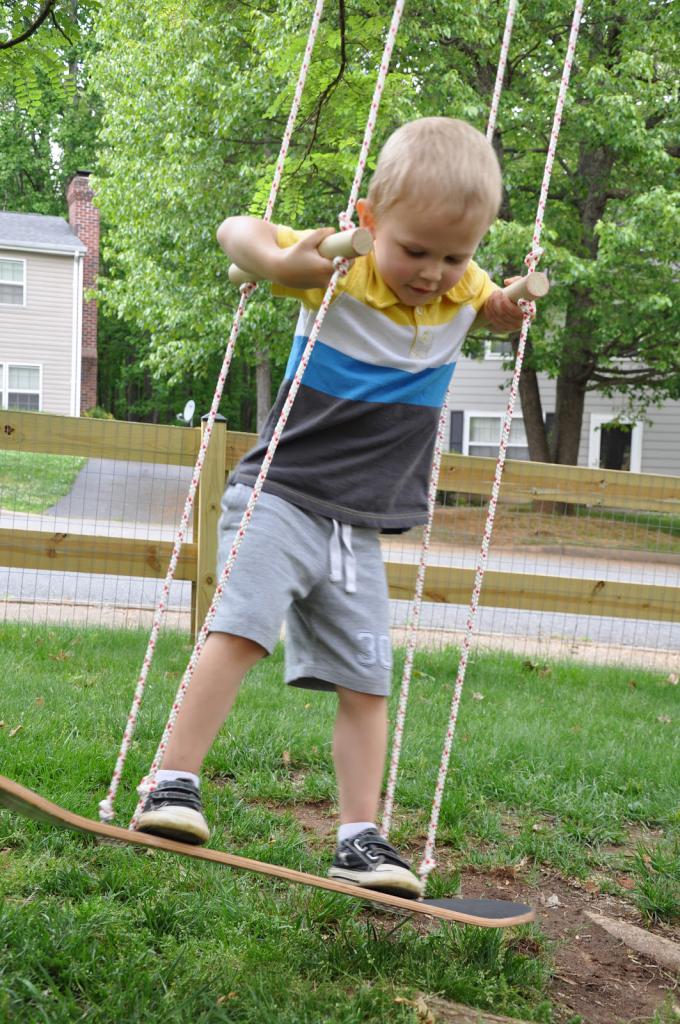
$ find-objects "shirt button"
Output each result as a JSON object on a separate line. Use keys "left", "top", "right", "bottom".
{"left": 415, "top": 307, "right": 424, "bottom": 316}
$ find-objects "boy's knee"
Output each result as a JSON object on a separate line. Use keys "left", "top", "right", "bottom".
{"left": 207, "top": 631, "right": 267, "bottom": 663}
{"left": 336, "top": 686, "right": 386, "bottom": 710}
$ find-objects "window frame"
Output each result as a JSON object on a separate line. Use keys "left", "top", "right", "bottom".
{"left": 463, "top": 410, "right": 530, "bottom": 461}
{"left": 483, "top": 337, "right": 513, "bottom": 360}
{"left": 1, "top": 362, "right": 42, "bottom": 411}
{"left": 0, "top": 257, "right": 27, "bottom": 307}
{"left": 587, "top": 412, "right": 643, "bottom": 473}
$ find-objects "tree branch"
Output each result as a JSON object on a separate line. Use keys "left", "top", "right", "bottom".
{"left": 0, "top": 0, "right": 57, "bottom": 49}
{"left": 50, "top": 8, "right": 73, "bottom": 45}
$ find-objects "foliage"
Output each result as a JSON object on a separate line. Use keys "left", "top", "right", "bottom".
{"left": 89, "top": 0, "right": 680, "bottom": 451}
{"left": 5, "top": 1, "right": 679, "bottom": 441}
{"left": 0, "top": 2, "right": 99, "bottom": 212}
{"left": 1, "top": 2, "right": 81, "bottom": 116}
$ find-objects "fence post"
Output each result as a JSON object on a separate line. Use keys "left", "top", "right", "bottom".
{"left": 193, "top": 414, "right": 227, "bottom": 638}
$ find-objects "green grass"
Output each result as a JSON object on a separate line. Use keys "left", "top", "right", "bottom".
{"left": 0, "top": 451, "right": 86, "bottom": 514}
{"left": 1, "top": 623, "right": 678, "bottom": 1023}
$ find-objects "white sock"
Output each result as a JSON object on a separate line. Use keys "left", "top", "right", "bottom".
{"left": 338, "top": 821, "right": 377, "bottom": 844}
{"left": 155, "top": 769, "right": 200, "bottom": 789}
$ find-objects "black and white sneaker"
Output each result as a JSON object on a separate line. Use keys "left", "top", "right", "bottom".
{"left": 136, "top": 778, "right": 210, "bottom": 846}
{"left": 328, "top": 828, "right": 423, "bottom": 898}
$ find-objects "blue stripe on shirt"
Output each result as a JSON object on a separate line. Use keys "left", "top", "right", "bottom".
{"left": 285, "top": 336, "right": 455, "bottom": 408}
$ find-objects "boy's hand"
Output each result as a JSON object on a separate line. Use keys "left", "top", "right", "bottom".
{"left": 274, "top": 227, "right": 338, "bottom": 289}
{"left": 483, "top": 278, "right": 528, "bottom": 332}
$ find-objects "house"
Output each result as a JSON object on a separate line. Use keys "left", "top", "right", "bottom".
{"left": 447, "top": 340, "right": 680, "bottom": 476}
{"left": 0, "top": 172, "right": 100, "bottom": 416}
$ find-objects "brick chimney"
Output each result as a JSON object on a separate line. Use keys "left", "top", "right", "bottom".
{"left": 67, "top": 171, "right": 100, "bottom": 413}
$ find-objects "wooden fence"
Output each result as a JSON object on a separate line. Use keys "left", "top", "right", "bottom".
{"left": 1, "top": 410, "right": 679, "bottom": 639}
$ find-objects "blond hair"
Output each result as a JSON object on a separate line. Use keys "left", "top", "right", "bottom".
{"left": 366, "top": 117, "right": 502, "bottom": 225}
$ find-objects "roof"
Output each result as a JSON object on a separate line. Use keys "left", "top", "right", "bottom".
{"left": 0, "top": 211, "right": 86, "bottom": 254}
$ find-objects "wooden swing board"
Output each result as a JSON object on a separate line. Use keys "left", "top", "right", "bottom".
{"left": 0, "top": 775, "right": 534, "bottom": 929}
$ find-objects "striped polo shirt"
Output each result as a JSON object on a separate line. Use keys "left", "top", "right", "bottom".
{"left": 230, "top": 226, "right": 495, "bottom": 530}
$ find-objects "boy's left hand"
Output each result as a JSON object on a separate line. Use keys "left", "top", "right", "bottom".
{"left": 483, "top": 278, "right": 527, "bottom": 332}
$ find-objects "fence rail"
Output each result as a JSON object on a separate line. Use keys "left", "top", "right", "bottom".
{"left": 2, "top": 410, "right": 679, "bottom": 643}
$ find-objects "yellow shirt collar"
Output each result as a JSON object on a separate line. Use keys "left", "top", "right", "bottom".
{"left": 359, "top": 252, "right": 481, "bottom": 313}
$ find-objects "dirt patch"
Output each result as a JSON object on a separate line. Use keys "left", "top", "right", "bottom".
{"left": 460, "top": 867, "right": 678, "bottom": 1024}
{"left": 282, "top": 802, "right": 678, "bottom": 1024}
{"left": 426, "top": 506, "right": 680, "bottom": 558}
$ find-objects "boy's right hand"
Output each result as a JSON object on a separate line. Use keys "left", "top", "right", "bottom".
{"left": 274, "top": 227, "right": 337, "bottom": 290}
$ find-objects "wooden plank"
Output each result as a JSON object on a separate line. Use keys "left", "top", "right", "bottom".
{"left": 0, "top": 411, "right": 200, "bottom": 467}
{"left": 225, "top": 428, "right": 256, "bottom": 469}
{"left": 0, "top": 774, "right": 535, "bottom": 929}
{"left": 226, "top": 432, "right": 680, "bottom": 514}
{"left": 3, "top": 412, "right": 679, "bottom": 512}
{"left": 438, "top": 453, "right": 680, "bottom": 514}
{"left": 194, "top": 417, "right": 227, "bottom": 635}
{"left": 0, "top": 528, "right": 197, "bottom": 581}
{"left": 385, "top": 561, "right": 680, "bottom": 623}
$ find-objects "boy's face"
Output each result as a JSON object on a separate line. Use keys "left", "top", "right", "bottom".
{"left": 358, "top": 198, "right": 489, "bottom": 307}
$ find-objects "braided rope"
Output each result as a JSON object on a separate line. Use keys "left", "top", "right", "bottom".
{"left": 418, "top": 0, "right": 584, "bottom": 881}
{"left": 382, "top": 0, "right": 518, "bottom": 840}
{"left": 129, "top": 0, "right": 407, "bottom": 828}
{"left": 486, "top": 0, "right": 518, "bottom": 144}
{"left": 99, "top": 0, "right": 326, "bottom": 824}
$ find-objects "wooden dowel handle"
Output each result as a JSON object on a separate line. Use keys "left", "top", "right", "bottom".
{"left": 502, "top": 271, "right": 549, "bottom": 303}
{"left": 228, "top": 227, "right": 373, "bottom": 286}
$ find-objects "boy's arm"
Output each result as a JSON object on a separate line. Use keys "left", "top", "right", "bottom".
{"left": 216, "top": 217, "right": 336, "bottom": 290}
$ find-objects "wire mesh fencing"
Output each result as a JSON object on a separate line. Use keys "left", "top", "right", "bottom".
{"left": 1, "top": 410, "right": 679, "bottom": 672}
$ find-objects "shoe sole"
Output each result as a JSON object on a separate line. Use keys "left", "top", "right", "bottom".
{"left": 136, "top": 806, "right": 210, "bottom": 846}
{"left": 328, "top": 865, "right": 424, "bottom": 899}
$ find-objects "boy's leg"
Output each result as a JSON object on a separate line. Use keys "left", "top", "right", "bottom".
{"left": 329, "top": 684, "right": 423, "bottom": 898}
{"left": 333, "top": 688, "right": 387, "bottom": 824}
{"left": 161, "top": 632, "right": 265, "bottom": 773}
{"left": 136, "top": 631, "right": 264, "bottom": 844}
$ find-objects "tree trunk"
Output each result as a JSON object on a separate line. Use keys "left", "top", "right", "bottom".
{"left": 255, "top": 347, "right": 271, "bottom": 432}
{"left": 514, "top": 338, "right": 550, "bottom": 463}
{"left": 554, "top": 371, "right": 586, "bottom": 465}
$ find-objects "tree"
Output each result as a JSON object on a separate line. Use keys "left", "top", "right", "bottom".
{"left": 91, "top": 0, "right": 679, "bottom": 453}
{"left": 0, "top": 1, "right": 99, "bottom": 213}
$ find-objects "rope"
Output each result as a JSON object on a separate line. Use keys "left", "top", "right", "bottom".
{"left": 486, "top": 0, "right": 518, "bottom": 144}
{"left": 382, "top": 0, "right": 518, "bottom": 840}
{"left": 418, "top": 0, "right": 584, "bottom": 881}
{"left": 128, "top": 0, "right": 407, "bottom": 829}
{"left": 100, "top": 0, "right": 326, "bottom": 823}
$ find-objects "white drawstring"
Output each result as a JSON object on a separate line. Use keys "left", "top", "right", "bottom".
{"left": 329, "top": 520, "right": 357, "bottom": 593}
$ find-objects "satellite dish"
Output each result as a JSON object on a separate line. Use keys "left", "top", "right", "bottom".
{"left": 183, "top": 400, "right": 196, "bottom": 423}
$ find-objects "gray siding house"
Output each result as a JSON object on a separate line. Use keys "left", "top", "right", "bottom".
{"left": 0, "top": 172, "right": 100, "bottom": 417}
{"left": 447, "top": 342, "right": 680, "bottom": 476}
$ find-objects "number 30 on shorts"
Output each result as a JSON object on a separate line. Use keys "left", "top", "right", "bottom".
{"left": 356, "top": 632, "right": 392, "bottom": 670}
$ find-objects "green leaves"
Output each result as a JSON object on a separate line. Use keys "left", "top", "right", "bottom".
{"left": 84, "top": 0, "right": 680, "bottom": 434}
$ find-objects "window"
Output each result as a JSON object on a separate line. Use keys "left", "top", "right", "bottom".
{"left": 484, "top": 338, "right": 513, "bottom": 360}
{"left": 588, "top": 414, "right": 642, "bottom": 473}
{"left": 1, "top": 364, "right": 41, "bottom": 411}
{"left": 0, "top": 259, "right": 26, "bottom": 305}
{"left": 466, "top": 413, "right": 530, "bottom": 461}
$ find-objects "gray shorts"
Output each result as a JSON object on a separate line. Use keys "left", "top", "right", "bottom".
{"left": 210, "top": 483, "right": 393, "bottom": 695}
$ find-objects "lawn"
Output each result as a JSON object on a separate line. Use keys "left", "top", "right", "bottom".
{"left": 1, "top": 623, "right": 678, "bottom": 1023}
{"left": 0, "top": 451, "right": 86, "bottom": 514}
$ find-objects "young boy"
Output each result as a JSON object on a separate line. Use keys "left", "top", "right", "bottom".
{"left": 137, "top": 117, "right": 525, "bottom": 898}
